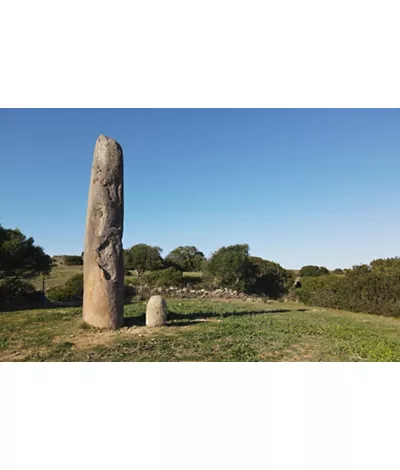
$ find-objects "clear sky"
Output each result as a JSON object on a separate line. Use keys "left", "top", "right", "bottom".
{"left": 1, "top": 109, "right": 399, "bottom": 269}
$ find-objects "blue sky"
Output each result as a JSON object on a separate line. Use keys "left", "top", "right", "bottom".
{"left": 1, "top": 109, "right": 399, "bottom": 269}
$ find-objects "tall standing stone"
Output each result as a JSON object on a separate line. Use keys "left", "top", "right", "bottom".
{"left": 83, "top": 134, "right": 124, "bottom": 329}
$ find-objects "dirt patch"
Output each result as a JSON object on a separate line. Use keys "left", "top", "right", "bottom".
{"left": 0, "top": 343, "right": 49, "bottom": 362}
{"left": 69, "top": 332, "right": 117, "bottom": 350}
{"left": 259, "top": 339, "right": 325, "bottom": 362}
{"left": 52, "top": 323, "right": 189, "bottom": 351}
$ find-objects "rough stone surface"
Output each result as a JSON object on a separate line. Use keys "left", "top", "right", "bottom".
{"left": 127, "top": 284, "right": 267, "bottom": 302}
{"left": 146, "top": 295, "right": 168, "bottom": 327}
{"left": 83, "top": 134, "right": 124, "bottom": 329}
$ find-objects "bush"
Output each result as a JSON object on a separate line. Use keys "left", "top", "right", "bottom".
{"left": 247, "top": 257, "right": 294, "bottom": 299}
{"left": 332, "top": 269, "right": 344, "bottom": 275}
{"left": 0, "top": 280, "right": 38, "bottom": 305}
{"left": 63, "top": 255, "right": 83, "bottom": 266}
{"left": 370, "top": 257, "right": 400, "bottom": 274}
{"left": 47, "top": 274, "right": 84, "bottom": 302}
{"left": 124, "top": 284, "right": 136, "bottom": 304}
{"left": 297, "top": 275, "right": 344, "bottom": 307}
{"left": 297, "top": 270, "right": 400, "bottom": 317}
{"left": 182, "top": 273, "right": 203, "bottom": 289}
{"left": 299, "top": 265, "right": 330, "bottom": 277}
{"left": 125, "top": 276, "right": 140, "bottom": 286}
{"left": 145, "top": 267, "right": 184, "bottom": 288}
{"left": 47, "top": 274, "right": 137, "bottom": 303}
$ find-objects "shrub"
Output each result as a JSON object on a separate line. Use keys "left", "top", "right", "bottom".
{"left": 47, "top": 273, "right": 83, "bottom": 302}
{"left": 299, "top": 265, "right": 330, "bottom": 277}
{"left": 145, "top": 267, "right": 184, "bottom": 288}
{"left": 332, "top": 268, "right": 344, "bottom": 275}
{"left": 124, "top": 284, "right": 136, "bottom": 304}
{"left": 297, "top": 275, "right": 344, "bottom": 307}
{"left": 297, "top": 270, "right": 400, "bottom": 317}
{"left": 370, "top": 257, "right": 400, "bottom": 274}
{"left": 182, "top": 273, "right": 203, "bottom": 289}
{"left": 247, "top": 257, "right": 294, "bottom": 299}
{"left": 47, "top": 273, "right": 136, "bottom": 304}
{"left": 63, "top": 255, "right": 83, "bottom": 266}
{"left": 0, "top": 279, "right": 38, "bottom": 304}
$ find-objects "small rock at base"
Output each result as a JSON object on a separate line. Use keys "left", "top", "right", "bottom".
{"left": 146, "top": 295, "right": 168, "bottom": 327}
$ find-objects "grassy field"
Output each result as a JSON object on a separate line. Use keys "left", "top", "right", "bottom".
{"left": 32, "top": 265, "right": 83, "bottom": 289}
{"left": 33, "top": 266, "right": 203, "bottom": 290}
{"left": 1, "top": 298, "right": 399, "bottom": 362}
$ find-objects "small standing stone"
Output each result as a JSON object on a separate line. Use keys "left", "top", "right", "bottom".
{"left": 146, "top": 296, "right": 168, "bottom": 327}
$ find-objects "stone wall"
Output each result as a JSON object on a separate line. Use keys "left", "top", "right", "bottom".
{"left": 128, "top": 284, "right": 282, "bottom": 303}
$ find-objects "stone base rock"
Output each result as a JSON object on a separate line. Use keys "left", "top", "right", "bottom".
{"left": 146, "top": 295, "right": 168, "bottom": 327}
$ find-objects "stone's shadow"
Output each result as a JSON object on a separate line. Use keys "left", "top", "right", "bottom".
{"left": 167, "top": 308, "right": 294, "bottom": 322}
{"left": 123, "top": 308, "right": 303, "bottom": 329}
{"left": 167, "top": 320, "right": 209, "bottom": 327}
{"left": 123, "top": 315, "right": 145, "bottom": 327}
{"left": 164, "top": 308, "right": 307, "bottom": 328}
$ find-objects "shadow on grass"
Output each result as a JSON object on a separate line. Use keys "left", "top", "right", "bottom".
{"left": 123, "top": 308, "right": 299, "bottom": 329}
{"left": 168, "top": 308, "right": 294, "bottom": 321}
{"left": 123, "top": 315, "right": 211, "bottom": 328}
{"left": 0, "top": 299, "right": 82, "bottom": 313}
{"left": 123, "top": 315, "right": 146, "bottom": 327}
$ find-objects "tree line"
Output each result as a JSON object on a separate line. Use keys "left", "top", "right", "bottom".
{"left": 0, "top": 225, "right": 296, "bottom": 303}
{"left": 2, "top": 224, "right": 400, "bottom": 318}
{"left": 122, "top": 243, "right": 294, "bottom": 298}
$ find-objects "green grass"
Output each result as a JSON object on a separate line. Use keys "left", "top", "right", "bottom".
{"left": 34, "top": 266, "right": 203, "bottom": 291}
{"left": 1, "top": 299, "right": 400, "bottom": 362}
{"left": 32, "top": 265, "right": 83, "bottom": 289}
{"left": 182, "top": 271, "right": 202, "bottom": 278}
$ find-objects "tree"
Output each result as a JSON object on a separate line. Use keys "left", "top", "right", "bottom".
{"left": 124, "top": 244, "right": 164, "bottom": 274}
{"left": 123, "top": 249, "right": 134, "bottom": 271}
{"left": 299, "top": 265, "right": 330, "bottom": 277}
{"left": 0, "top": 225, "right": 52, "bottom": 281}
{"left": 204, "top": 244, "right": 252, "bottom": 291}
{"left": 247, "top": 257, "right": 294, "bottom": 298}
{"left": 164, "top": 246, "right": 205, "bottom": 272}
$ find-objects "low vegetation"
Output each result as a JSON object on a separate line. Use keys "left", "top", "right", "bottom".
{"left": 46, "top": 273, "right": 84, "bottom": 302}
{"left": 297, "top": 258, "right": 400, "bottom": 317}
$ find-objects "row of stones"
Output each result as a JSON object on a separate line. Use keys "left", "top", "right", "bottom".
{"left": 132, "top": 285, "right": 274, "bottom": 302}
